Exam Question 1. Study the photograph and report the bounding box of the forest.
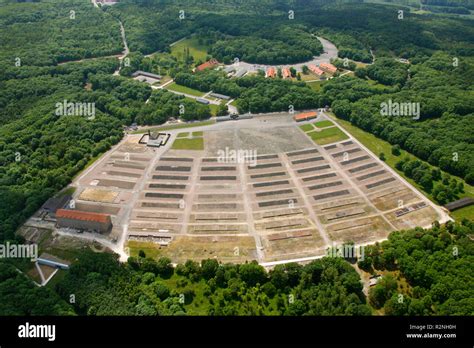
[332,54,474,184]
[0,220,471,316]
[360,220,473,315]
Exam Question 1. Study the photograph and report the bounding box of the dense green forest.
[0,221,471,315]
[332,53,474,183]
[360,220,474,315]
[0,0,472,317]
[52,251,370,315]
[0,0,122,67]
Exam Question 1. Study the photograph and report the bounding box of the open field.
[128,236,257,264]
[314,120,334,128]
[306,80,326,91]
[171,137,204,150]
[299,124,314,132]
[306,126,349,145]
[452,205,474,221]
[78,188,118,203]
[170,37,209,63]
[166,82,206,97]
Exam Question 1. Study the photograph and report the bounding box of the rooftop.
[56,209,111,224]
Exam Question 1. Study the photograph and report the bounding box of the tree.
[369,274,397,309]
[239,262,267,287]
[154,283,170,301]
[156,258,174,279]
[391,144,401,156]
[379,152,386,161]
[201,259,219,280]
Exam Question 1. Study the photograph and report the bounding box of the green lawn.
[314,120,334,128]
[299,124,314,132]
[209,104,220,116]
[132,120,215,134]
[451,205,474,221]
[177,132,189,138]
[58,186,76,197]
[166,82,206,97]
[170,37,209,63]
[307,127,348,145]
[171,137,204,150]
[329,113,474,220]
[192,131,203,137]
[306,80,326,91]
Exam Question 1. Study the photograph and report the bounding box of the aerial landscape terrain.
[0,0,473,329]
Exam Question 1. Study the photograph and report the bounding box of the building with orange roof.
[282,68,292,79]
[196,58,219,72]
[308,65,324,76]
[56,209,112,233]
[320,62,337,74]
[293,111,318,122]
[266,67,276,78]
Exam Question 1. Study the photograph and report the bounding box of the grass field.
[299,124,314,132]
[166,82,206,97]
[314,120,334,128]
[170,37,209,63]
[306,80,326,91]
[171,137,204,150]
[192,131,203,137]
[329,113,474,220]
[451,205,474,221]
[209,104,220,116]
[307,127,348,145]
[177,132,189,138]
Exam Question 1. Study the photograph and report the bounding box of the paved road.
[224,36,338,73]
[155,85,221,105]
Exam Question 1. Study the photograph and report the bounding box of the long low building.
[294,111,318,122]
[445,197,474,211]
[320,62,337,74]
[131,70,162,80]
[56,209,112,233]
[210,92,231,100]
[308,65,324,76]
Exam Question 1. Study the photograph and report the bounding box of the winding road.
[222,36,339,73]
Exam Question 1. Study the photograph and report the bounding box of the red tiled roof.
[320,63,337,73]
[282,68,291,78]
[196,59,219,71]
[294,111,318,121]
[266,67,276,78]
[309,65,324,76]
[56,209,111,223]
